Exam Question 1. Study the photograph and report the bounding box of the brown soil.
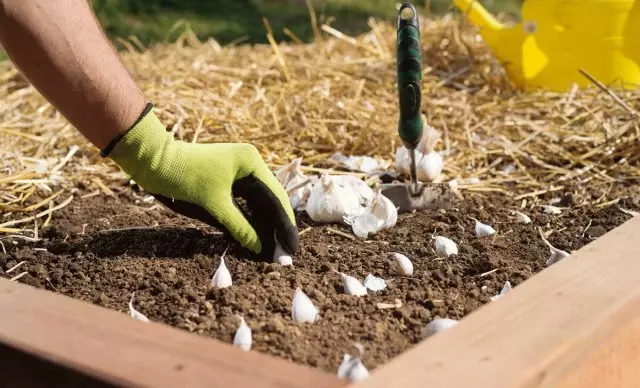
[0,189,635,374]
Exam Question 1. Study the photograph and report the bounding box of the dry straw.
[1,13,639,241]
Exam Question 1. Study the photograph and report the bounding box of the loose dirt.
[0,190,635,373]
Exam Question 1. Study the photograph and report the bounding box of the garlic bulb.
[332,175,374,207]
[233,316,252,351]
[515,211,532,224]
[390,252,413,276]
[434,236,458,257]
[211,251,232,289]
[363,274,387,292]
[291,288,319,323]
[539,233,570,266]
[273,237,292,266]
[338,271,368,296]
[422,318,458,338]
[306,173,361,222]
[472,218,496,237]
[128,292,149,322]
[490,281,512,301]
[275,157,312,211]
[394,146,412,175]
[337,354,369,382]
[416,123,444,182]
[371,191,397,230]
[541,205,562,215]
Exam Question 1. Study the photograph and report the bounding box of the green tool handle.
[397,2,423,149]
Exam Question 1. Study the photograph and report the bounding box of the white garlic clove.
[390,252,414,276]
[422,318,458,338]
[515,211,532,224]
[490,281,512,301]
[416,152,444,182]
[541,205,562,215]
[339,272,368,296]
[273,238,293,266]
[128,292,149,322]
[211,251,232,289]
[539,229,571,266]
[473,219,496,237]
[363,274,387,292]
[434,236,458,257]
[337,354,369,382]
[233,316,252,351]
[371,191,397,230]
[291,288,319,323]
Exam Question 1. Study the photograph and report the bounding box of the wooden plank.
[355,216,640,388]
[0,279,344,388]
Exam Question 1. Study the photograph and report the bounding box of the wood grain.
[0,279,344,388]
[353,216,640,388]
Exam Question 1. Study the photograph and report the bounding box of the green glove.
[101,103,299,258]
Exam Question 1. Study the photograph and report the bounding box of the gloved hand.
[101,103,299,259]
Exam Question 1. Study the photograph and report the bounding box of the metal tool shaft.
[408,148,419,195]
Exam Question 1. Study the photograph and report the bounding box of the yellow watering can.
[453,0,640,91]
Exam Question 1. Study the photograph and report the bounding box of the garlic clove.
[291,288,319,323]
[514,211,532,224]
[390,252,413,276]
[337,354,369,382]
[416,152,444,182]
[434,236,458,257]
[371,191,397,230]
[339,272,368,296]
[363,274,387,292]
[233,315,252,351]
[422,318,458,338]
[473,218,496,237]
[273,237,293,266]
[211,250,232,289]
[541,205,562,215]
[490,281,512,301]
[539,229,571,266]
[128,292,149,322]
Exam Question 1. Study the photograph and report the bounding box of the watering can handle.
[453,0,504,32]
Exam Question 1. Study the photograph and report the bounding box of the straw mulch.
[1,15,640,240]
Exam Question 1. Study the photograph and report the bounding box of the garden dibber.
[379,2,452,213]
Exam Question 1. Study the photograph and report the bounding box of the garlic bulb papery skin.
[422,318,458,338]
[275,157,312,211]
[371,191,397,230]
[330,153,389,174]
[434,236,458,257]
[490,281,512,302]
[305,174,361,223]
[364,274,387,292]
[339,272,368,296]
[337,354,369,382]
[233,316,252,351]
[128,292,149,322]
[541,205,562,215]
[291,288,319,323]
[345,212,379,239]
[390,252,413,276]
[540,231,571,266]
[515,211,532,224]
[473,218,496,237]
[333,175,374,207]
[273,238,293,266]
[211,255,232,289]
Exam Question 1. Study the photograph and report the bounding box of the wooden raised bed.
[1,216,638,387]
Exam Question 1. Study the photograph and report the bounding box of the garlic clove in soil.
[390,252,413,276]
[305,173,362,223]
[514,211,532,224]
[539,229,571,266]
[490,281,512,302]
[541,205,562,215]
[211,250,232,289]
[337,354,369,382]
[371,191,397,230]
[422,318,458,338]
[291,288,319,323]
[472,218,496,237]
[232,315,252,352]
[363,274,387,292]
[128,292,149,322]
[338,271,368,297]
[433,236,458,257]
[273,237,293,266]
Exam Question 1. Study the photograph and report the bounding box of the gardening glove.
[101,103,299,259]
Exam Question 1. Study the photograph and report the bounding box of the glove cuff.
[103,103,187,195]
[100,102,154,157]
